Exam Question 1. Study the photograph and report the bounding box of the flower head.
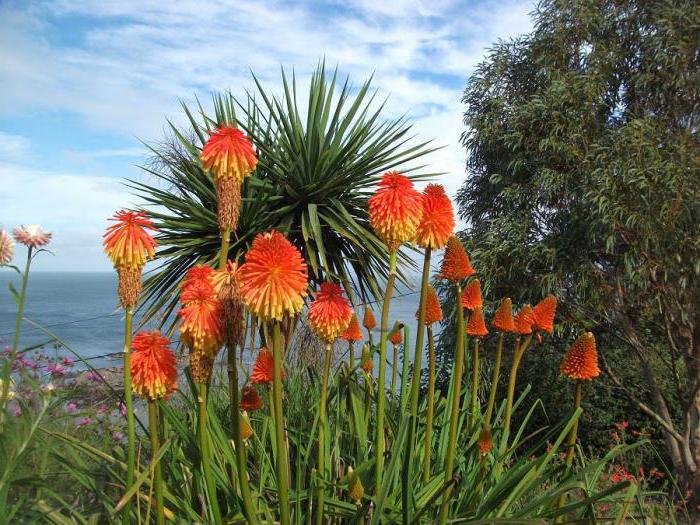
[240,412,254,440]
[368,171,423,251]
[492,297,516,333]
[419,285,443,325]
[182,264,218,294]
[461,279,483,310]
[130,331,177,400]
[251,348,276,384]
[240,386,264,411]
[477,427,493,456]
[342,313,364,342]
[390,330,403,346]
[103,211,156,270]
[414,184,455,249]
[238,231,308,321]
[513,304,535,335]
[532,295,557,334]
[215,260,245,349]
[560,332,599,380]
[14,224,51,249]
[440,236,475,282]
[0,230,15,265]
[178,282,223,355]
[308,282,353,343]
[466,307,489,337]
[362,307,377,331]
[200,124,258,184]
[347,466,364,503]
[360,345,373,374]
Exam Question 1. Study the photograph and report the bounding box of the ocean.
[0,271,424,370]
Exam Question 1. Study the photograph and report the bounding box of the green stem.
[123,308,136,525]
[198,382,223,525]
[148,401,164,525]
[504,334,532,441]
[484,334,503,428]
[218,228,230,268]
[470,337,481,431]
[422,326,436,482]
[408,247,432,417]
[374,250,397,491]
[349,342,355,369]
[315,344,332,525]
[557,381,583,516]
[272,322,291,525]
[399,325,411,416]
[438,284,465,524]
[390,343,399,397]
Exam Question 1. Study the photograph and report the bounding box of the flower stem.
[557,381,582,515]
[438,284,466,524]
[374,250,397,491]
[390,343,399,397]
[272,322,291,525]
[148,400,164,525]
[408,247,432,417]
[470,337,481,431]
[422,326,437,482]
[198,382,223,525]
[504,334,532,441]
[218,228,230,268]
[315,343,332,524]
[123,307,136,525]
[349,341,355,369]
[484,333,503,428]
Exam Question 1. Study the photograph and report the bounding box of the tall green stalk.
[408,247,432,418]
[349,342,355,369]
[438,284,465,524]
[390,342,399,397]
[504,334,532,440]
[374,250,397,491]
[272,322,291,525]
[122,308,136,525]
[197,383,223,525]
[557,381,583,515]
[315,344,332,524]
[422,326,437,482]
[148,401,164,525]
[484,333,504,427]
[470,337,481,431]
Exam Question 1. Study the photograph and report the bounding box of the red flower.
[414,184,455,250]
[308,282,353,343]
[103,210,157,270]
[362,307,377,330]
[342,313,364,342]
[440,236,475,282]
[461,279,483,310]
[420,284,443,325]
[560,332,600,380]
[368,171,422,251]
[390,330,403,346]
[466,307,488,337]
[513,304,535,335]
[200,124,258,184]
[251,348,280,384]
[130,331,177,400]
[240,386,264,411]
[532,295,557,333]
[178,282,223,355]
[492,297,516,333]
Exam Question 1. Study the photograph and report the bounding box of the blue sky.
[0,0,534,271]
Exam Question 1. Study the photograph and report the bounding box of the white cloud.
[0,132,32,161]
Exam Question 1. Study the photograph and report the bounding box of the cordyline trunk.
[608,305,699,521]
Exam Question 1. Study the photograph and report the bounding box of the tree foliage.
[458,0,699,504]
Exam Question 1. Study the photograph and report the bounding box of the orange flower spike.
[363,307,377,331]
[240,386,264,411]
[130,331,177,401]
[414,184,455,249]
[461,279,483,310]
[178,282,224,355]
[103,210,157,270]
[513,304,535,335]
[466,307,489,337]
[342,313,364,342]
[532,295,557,334]
[440,235,475,282]
[238,231,308,321]
[200,124,258,185]
[390,330,403,346]
[368,171,423,251]
[477,427,493,457]
[492,297,517,333]
[250,348,276,384]
[420,284,443,325]
[308,282,353,343]
[560,332,600,380]
[182,264,218,294]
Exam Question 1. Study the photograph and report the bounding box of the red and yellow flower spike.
[420,284,443,325]
[368,171,423,251]
[414,184,455,249]
[251,348,277,384]
[130,331,177,401]
[308,282,353,343]
[440,235,475,282]
[390,330,403,346]
[182,264,218,294]
[240,386,264,411]
[532,295,557,334]
[560,332,600,380]
[201,124,258,185]
[461,279,483,310]
[238,231,308,321]
[492,297,517,333]
[342,313,364,342]
[513,304,535,335]
[466,307,489,337]
[103,210,157,270]
[178,282,224,356]
[363,307,377,331]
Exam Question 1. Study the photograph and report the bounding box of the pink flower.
[85,371,101,382]
[13,225,52,248]
[65,402,78,414]
[46,363,66,376]
[117,401,127,417]
[113,431,125,442]
[61,357,74,367]
[0,230,15,265]
[76,417,92,428]
[97,404,108,416]
[13,407,22,417]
